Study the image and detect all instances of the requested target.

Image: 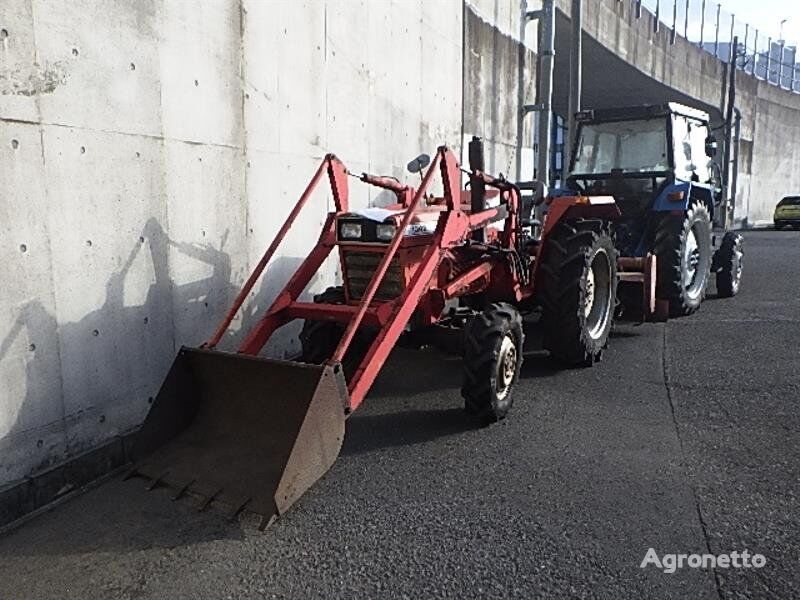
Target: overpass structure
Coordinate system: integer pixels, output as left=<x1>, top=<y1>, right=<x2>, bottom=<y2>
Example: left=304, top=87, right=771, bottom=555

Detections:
left=1, top=0, right=798, bottom=526
left=543, top=0, right=800, bottom=226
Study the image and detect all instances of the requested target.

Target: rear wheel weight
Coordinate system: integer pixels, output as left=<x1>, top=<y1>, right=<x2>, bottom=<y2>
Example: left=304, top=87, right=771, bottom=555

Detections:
left=654, top=202, right=712, bottom=316
left=461, top=303, right=524, bottom=424
left=715, top=231, right=743, bottom=297
left=540, top=219, right=618, bottom=366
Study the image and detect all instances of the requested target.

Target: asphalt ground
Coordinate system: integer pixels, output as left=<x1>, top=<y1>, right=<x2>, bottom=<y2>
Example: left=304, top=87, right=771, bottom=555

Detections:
left=0, top=230, right=798, bottom=599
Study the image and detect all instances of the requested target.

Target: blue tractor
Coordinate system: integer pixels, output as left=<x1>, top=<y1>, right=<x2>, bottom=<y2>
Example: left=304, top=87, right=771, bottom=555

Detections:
left=558, top=102, right=743, bottom=317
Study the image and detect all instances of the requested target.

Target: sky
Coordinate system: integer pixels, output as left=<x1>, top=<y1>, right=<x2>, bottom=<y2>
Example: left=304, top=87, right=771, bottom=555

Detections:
left=717, top=0, right=800, bottom=42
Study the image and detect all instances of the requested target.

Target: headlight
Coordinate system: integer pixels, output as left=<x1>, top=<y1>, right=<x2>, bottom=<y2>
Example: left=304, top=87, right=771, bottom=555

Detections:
left=339, top=222, right=362, bottom=240
left=376, top=223, right=397, bottom=241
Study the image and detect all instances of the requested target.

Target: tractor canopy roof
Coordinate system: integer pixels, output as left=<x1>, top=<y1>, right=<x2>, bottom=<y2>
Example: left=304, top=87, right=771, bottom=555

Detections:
left=575, top=102, right=710, bottom=125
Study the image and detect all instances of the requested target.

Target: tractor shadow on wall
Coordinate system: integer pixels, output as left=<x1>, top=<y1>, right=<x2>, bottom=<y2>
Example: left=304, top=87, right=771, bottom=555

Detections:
left=0, top=216, right=324, bottom=553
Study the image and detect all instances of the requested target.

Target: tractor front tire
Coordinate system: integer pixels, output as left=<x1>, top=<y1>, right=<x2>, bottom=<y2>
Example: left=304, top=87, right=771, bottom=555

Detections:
left=654, top=202, right=713, bottom=316
left=715, top=231, right=743, bottom=298
left=461, top=303, right=524, bottom=425
left=540, top=219, right=618, bottom=366
left=299, top=286, right=370, bottom=381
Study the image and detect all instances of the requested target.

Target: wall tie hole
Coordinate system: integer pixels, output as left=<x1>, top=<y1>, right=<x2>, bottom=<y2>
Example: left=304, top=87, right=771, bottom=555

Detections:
left=194, top=79, right=199, bottom=86
left=92, top=329, right=99, bottom=336
left=37, top=440, right=43, bottom=448
left=28, top=343, right=36, bottom=351
left=0, top=29, right=9, bottom=40
left=80, top=146, right=86, bottom=154
left=19, top=244, right=27, bottom=253
left=130, top=62, right=135, bottom=70
left=147, top=396, right=154, bottom=404
left=99, top=415, right=106, bottom=423
left=71, top=47, right=79, bottom=57
left=143, top=316, right=149, bottom=324
left=11, top=139, right=19, bottom=150
left=86, top=239, right=92, bottom=247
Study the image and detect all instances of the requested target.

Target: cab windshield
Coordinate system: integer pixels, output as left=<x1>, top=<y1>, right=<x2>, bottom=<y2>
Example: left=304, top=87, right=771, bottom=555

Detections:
left=571, top=118, right=669, bottom=176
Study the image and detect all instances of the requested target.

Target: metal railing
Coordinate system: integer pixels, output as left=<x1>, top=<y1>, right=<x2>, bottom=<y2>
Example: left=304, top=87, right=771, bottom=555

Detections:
left=622, top=0, right=799, bottom=93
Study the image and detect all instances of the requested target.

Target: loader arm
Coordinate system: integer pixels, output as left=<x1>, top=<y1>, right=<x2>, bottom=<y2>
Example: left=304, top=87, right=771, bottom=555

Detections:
left=333, top=147, right=463, bottom=410
left=130, top=146, right=470, bottom=527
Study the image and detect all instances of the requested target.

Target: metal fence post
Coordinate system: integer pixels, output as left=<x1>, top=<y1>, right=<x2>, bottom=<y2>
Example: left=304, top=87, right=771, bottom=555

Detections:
left=778, top=41, right=785, bottom=87
left=729, top=14, right=735, bottom=62
left=684, top=0, right=689, bottom=38
left=714, top=4, right=720, bottom=57
left=753, top=29, right=759, bottom=77
left=654, top=0, right=660, bottom=33
left=743, top=24, right=749, bottom=72
left=699, top=0, right=706, bottom=47
left=766, top=36, right=772, bottom=83
left=671, top=0, right=677, bottom=43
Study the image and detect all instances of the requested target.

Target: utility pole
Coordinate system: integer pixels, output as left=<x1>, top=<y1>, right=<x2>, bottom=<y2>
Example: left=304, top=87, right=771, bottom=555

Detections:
left=722, top=35, right=738, bottom=229
left=516, top=0, right=556, bottom=195
left=536, top=0, right=556, bottom=190
left=564, top=0, right=582, bottom=179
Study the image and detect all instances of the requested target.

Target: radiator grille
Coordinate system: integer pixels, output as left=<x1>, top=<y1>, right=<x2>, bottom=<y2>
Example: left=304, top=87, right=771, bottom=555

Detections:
left=343, top=252, right=404, bottom=300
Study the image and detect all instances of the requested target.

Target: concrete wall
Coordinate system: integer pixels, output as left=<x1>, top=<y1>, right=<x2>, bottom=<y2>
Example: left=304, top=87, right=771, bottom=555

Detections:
left=464, top=1, right=537, bottom=180
left=0, top=0, right=469, bottom=487
left=0, top=0, right=535, bottom=496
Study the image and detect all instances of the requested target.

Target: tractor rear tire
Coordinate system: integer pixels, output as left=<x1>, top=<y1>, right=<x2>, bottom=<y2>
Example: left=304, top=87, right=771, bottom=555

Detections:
left=461, top=303, right=524, bottom=425
left=299, top=286, right=371, bottom=381
left=715, top=231, right=743, bottom=298
left=653, top=202, right=713, bottom=316
left=540, top=219, right=618, bottom=366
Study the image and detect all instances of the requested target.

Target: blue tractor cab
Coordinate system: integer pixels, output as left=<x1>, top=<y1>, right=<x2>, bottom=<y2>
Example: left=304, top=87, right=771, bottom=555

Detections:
left=558, top=102, right=742, bottom=316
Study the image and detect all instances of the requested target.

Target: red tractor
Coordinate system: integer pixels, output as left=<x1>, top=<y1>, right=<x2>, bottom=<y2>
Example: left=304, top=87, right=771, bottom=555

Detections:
left=131, top=138, right=621, bottom=527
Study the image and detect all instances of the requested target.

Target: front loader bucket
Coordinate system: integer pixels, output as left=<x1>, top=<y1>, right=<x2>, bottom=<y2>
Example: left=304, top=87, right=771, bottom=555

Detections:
left=130, top=347, right=347, bottom=525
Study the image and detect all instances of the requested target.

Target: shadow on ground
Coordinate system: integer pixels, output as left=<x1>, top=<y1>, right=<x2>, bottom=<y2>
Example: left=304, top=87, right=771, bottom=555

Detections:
left=0, top=476, right=245, bottom=557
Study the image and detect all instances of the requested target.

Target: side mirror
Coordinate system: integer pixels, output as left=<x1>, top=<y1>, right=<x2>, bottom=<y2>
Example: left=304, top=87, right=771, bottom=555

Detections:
left=407, top=153, right=431, bottom=174
left=705, top=135, right=718, bottom=158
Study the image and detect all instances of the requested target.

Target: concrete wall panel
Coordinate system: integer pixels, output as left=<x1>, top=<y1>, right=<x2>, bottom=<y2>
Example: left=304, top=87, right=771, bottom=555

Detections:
left=0, top=121, right=65, bottom=482
left=463, top=5, right=535, bottom=178
left=159, top=0, right=243, bottom=146
left=162, top=141, right=247, bottom=348
left=40, top=128, right=173, bottom=455
left=0, top=0, right=41, bottom=123
left=33, top=0, right=164, bottom=136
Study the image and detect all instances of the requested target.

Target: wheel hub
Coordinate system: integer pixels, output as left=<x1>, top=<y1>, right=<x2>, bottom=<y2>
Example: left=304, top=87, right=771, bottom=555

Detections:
left=734, top=248, right=743, bottom=283
left=684, top=229, right=699, bottom=288
left=585, top=249, right=612, bottom=340
left=584, top=267, right=596, bottom=318
left=496, top=335, right=517, bottom=401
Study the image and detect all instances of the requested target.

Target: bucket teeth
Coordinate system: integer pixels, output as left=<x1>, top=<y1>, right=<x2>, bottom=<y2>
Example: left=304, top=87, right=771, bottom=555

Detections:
left=198, top=488, right=223, bottom=512
left=258, top=514, right=277, bottom=532
left=228, top=497, right=252, bottom=522
left=146, top=471, right=168, bottom=491
left=171, top=480, right=195, bottom=502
